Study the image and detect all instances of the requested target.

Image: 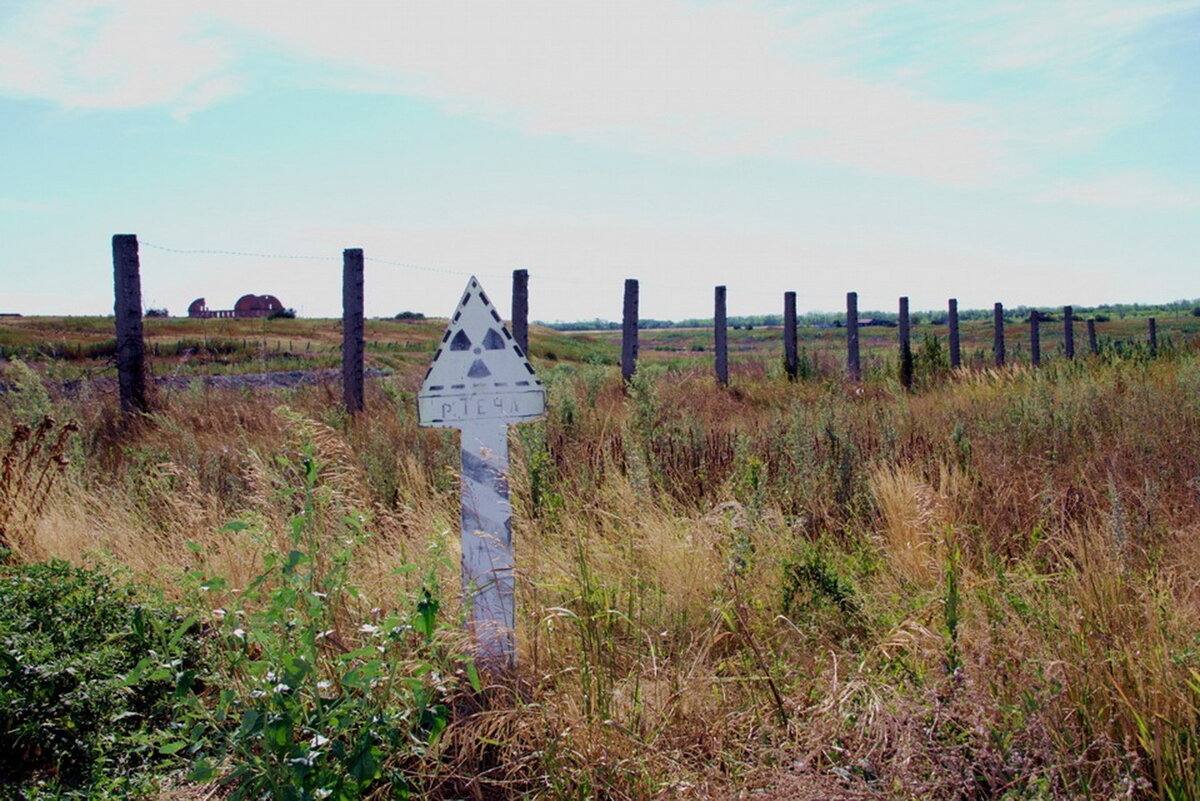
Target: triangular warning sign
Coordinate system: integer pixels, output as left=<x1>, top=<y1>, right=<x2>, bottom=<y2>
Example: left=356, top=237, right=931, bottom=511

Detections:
left=418, top=277, right=546, bottom=428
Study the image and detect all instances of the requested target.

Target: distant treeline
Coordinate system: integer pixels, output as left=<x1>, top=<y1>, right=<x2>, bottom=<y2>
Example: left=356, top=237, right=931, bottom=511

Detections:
left=536, top=299, right=1200, bottom=331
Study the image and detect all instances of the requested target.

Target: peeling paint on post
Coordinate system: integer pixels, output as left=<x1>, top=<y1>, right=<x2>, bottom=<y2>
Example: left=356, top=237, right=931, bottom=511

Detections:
left=1149, top=317, right=1158, bottom=356
left=1087, top=319, right=1098, bottom=355
left=899, top=296, right=912, bottom=390
left=622, top=279, right=638, bottom=383
left=1030, top=310, right=1041, bottom=367
left=714, top=285, right=728, bottom=386
left=342, top=248, right=365, bottom=414
left=784, top=291, right=798, bottom=380
left=112, top=234, right=148, bottom=414
left=948, top=298, right=961, bottom=369
left=847, top=291, right=860, bottom=381
left=994, top=303, right=1005, bottom=367
left=418, top=277, right=546, bottom=671
left=511, top=269, right=529, bottom=356
left=1064, top=306, right=1075, bottom=359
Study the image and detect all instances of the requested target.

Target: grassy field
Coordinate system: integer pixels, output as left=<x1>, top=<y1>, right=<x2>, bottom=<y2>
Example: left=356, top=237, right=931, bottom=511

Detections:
left=2, top=311, right=1189, bottom=383
left=3, top=314, right=1200, bottom=798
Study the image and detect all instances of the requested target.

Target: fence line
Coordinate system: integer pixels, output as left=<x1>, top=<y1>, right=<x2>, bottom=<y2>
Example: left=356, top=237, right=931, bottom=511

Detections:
left=111, top=234, right=1185, bottom=411
left=948, top=298, right=961, bottom=368
left=994, top=302, right=1005, bottom=368
left=783, top=291, right=798, bottom=380
left=847, top=291, right=861, bottom=382
left=621, top=279, right=638, bottom=384
left=1031, top=310, right=1041, bottom=367
left=342, top=249, right=365, bottom=413
left=112, top=234, right=148, bottom=414
left=714, top=286, right=728, bottom=387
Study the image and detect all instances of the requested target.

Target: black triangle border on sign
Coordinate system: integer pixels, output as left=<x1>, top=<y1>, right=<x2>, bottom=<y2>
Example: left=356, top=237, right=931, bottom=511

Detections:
left=422, top=277, right=544, bottom=391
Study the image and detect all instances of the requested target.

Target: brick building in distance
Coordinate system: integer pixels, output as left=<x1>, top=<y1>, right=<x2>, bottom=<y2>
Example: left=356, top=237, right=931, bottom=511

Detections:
left=188, top=294, right=285, bottom=319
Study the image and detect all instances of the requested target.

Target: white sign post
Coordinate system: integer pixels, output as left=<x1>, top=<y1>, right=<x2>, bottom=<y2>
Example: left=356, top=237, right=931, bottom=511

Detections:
left=418, top=277, right=545, bottom=670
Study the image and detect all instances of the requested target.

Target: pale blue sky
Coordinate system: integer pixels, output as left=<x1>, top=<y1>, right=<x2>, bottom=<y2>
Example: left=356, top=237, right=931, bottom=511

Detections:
left=2, top=1, right=1198, bottom=321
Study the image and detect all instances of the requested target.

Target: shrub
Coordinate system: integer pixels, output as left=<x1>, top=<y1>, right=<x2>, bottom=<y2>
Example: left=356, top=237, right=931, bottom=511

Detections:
left=0, top=561, right=206, bottom=793
left=917, top=333, right=949, bottom=383
left=177, top=444, right=471, bottom=799
left=394, top=311, right=426, bottom=320
left=143, top=308, right=169, bottom=318
left=268, top=308, right=297, bottom=320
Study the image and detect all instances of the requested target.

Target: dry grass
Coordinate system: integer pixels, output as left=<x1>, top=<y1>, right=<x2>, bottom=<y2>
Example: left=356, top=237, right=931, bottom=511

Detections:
left=4, top=345, right=1200, bottom=798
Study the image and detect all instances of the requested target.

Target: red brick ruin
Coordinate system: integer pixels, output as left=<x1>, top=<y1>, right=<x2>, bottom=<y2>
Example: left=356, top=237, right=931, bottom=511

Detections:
left=187, top=294, right=284, bottom=319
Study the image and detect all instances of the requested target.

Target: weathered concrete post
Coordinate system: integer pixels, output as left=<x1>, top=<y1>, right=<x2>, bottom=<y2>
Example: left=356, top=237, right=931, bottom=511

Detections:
left=112, top=234, right=148, bottom=414
left=847, top=291, right=861, bottom=381
left=993, top=302, right=1005, bottom=367
left=511, top=269, right=529, bottom=356
left=783, top=291, right=798, bottom=380
left=948, top=298, right=961, bottom=369
left=1149, top=317, right=1158, bottom=356
left=1030, top=309, right=1041, bottom=367
left=418, top=278, right=546, bottom=672
left=621, top=279, right=639, bottom=383
left=714, top=285, right=728, bottom=386
left=1063, top=306, right=1075, bottom=359
left=342, top=248, right=365, bottom=413
left=898, top=296, right=913, bottom=390
left=1087, top=319, right=1098, bottom=355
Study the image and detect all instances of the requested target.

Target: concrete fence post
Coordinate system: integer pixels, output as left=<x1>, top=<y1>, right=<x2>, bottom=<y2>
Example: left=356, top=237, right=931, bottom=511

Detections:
left=1064, top=306, right=1075, bottom=359
left=511, top=269, right=529, bottom=356
left=714, top=285, right=728, bottom=386
left=784, top=291, right=798, bottom=380
left=1030, top=309, right=1041, bottom=367
left=621, top=279, right=639, bottom=383
left=1087, top=319, right=1098, bottom=355
left=993, top=302, right=1005, bottom=367
left=899, top=296, right=913, bottom=389
left=948, top=298, right=960, bottom=369
left=847, top=291, right=861, bottom=381
left=342, top=248, right=365, bottom=413
left=112, top=234, right=148, bottom=414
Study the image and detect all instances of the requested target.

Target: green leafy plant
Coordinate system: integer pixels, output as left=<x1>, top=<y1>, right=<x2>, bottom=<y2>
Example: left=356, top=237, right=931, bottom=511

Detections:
left=0, top=560, right=206, bottom=794
left=917, top=333, right=949, bottom=383
left=179, top=444, right=471, bottom=799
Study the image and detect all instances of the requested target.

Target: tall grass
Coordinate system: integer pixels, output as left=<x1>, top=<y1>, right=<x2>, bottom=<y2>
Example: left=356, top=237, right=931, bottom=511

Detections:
left=3, top=345, right=1200, bottom=797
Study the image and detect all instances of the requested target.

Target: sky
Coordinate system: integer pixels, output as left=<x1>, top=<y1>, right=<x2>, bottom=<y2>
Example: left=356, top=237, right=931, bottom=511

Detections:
left=2, top=0, right=1199, bottom=322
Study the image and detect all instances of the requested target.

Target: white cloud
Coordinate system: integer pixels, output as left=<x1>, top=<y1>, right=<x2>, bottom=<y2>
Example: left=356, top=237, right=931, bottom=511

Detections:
left=1, top=0, right=1196, bottom=185
left=196, top=1, right=1010, bottom=185
left=1034, top=171, right=1200, bottom=210
left=0, top=0, right=237, bottom=112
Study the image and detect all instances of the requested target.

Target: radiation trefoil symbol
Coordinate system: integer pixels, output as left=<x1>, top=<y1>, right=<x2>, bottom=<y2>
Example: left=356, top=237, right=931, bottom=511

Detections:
left=417, top=277, right=545, bottom=427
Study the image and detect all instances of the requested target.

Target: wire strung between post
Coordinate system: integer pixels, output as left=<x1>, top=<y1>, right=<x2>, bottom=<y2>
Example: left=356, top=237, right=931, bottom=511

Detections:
left=141, top=241, right=330, bottom=261
left=139, top=239, right=792, bottom=299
